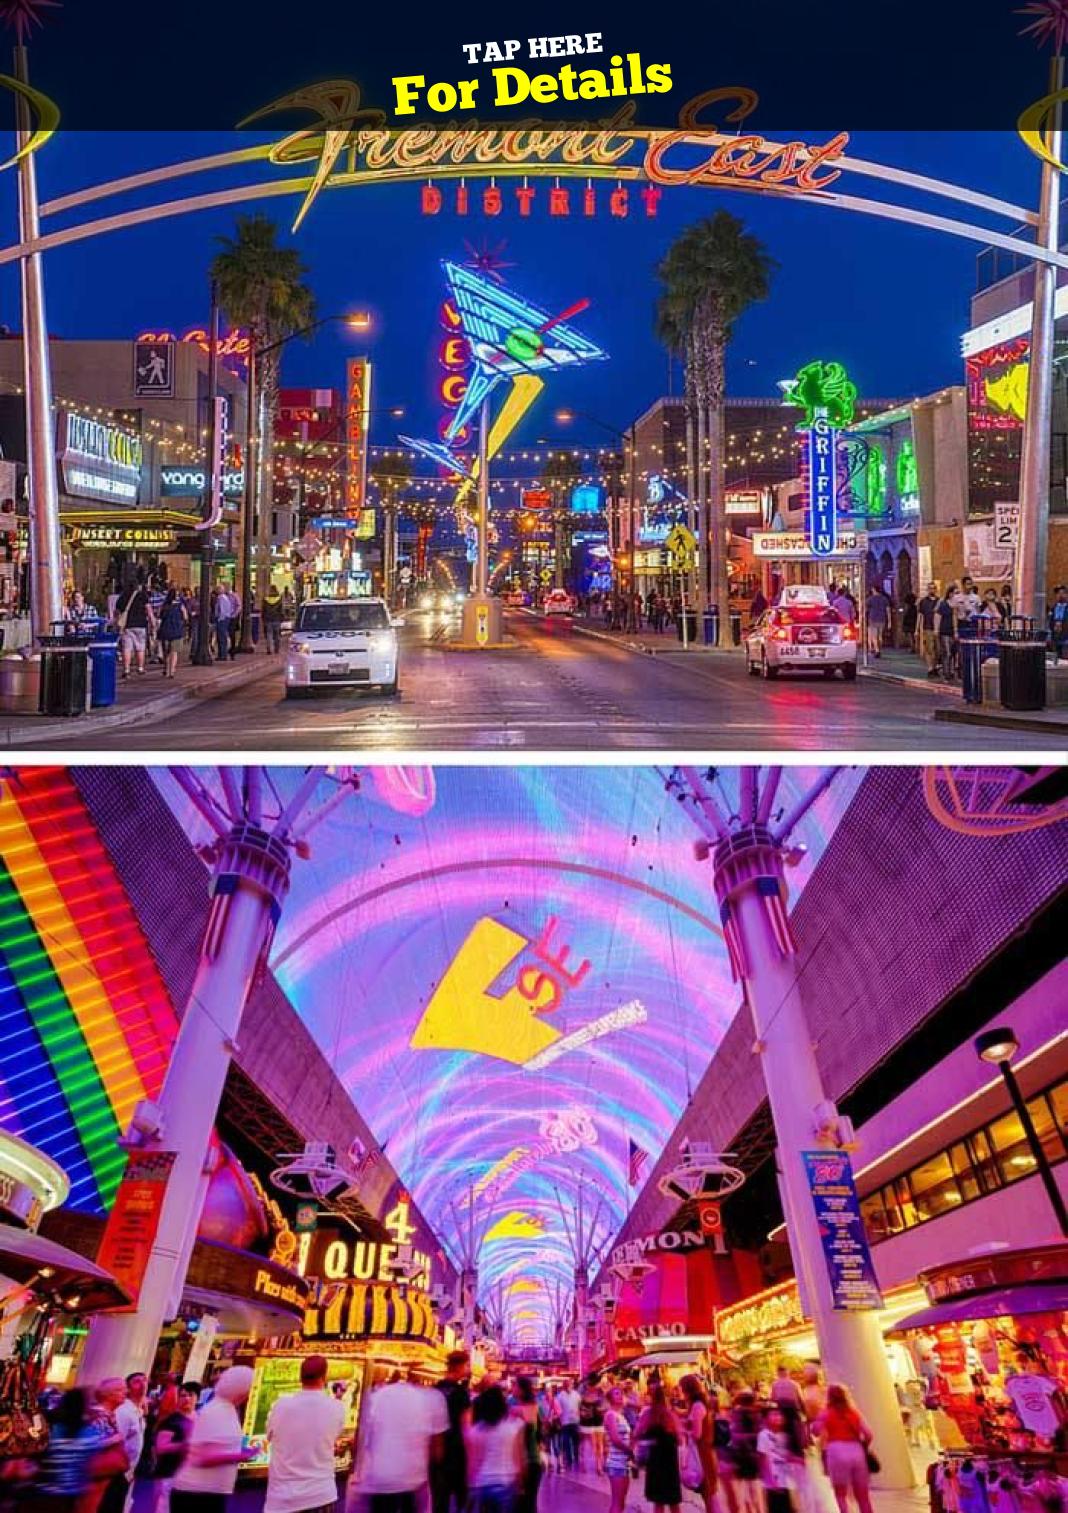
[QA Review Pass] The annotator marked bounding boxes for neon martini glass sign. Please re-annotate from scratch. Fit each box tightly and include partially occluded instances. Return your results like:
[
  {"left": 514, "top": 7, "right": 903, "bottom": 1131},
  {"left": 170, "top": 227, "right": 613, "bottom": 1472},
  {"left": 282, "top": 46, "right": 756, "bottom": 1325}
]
[
  {"left": 401, "top": 260, "right": 607, "bottom": 479},
  {"left": 782, "top": 360, "right": 857, "bottom": 557}
]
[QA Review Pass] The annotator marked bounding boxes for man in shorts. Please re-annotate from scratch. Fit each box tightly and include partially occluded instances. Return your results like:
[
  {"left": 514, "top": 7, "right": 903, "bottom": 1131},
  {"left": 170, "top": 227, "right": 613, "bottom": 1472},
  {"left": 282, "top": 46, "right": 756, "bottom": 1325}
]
[{"left": 117, "top": 580, "right": 155, "bottom": 678}]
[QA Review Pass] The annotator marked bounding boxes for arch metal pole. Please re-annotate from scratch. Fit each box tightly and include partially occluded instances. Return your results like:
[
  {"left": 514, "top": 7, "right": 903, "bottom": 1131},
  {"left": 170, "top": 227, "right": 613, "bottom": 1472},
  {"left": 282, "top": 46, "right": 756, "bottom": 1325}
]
[{"left": 14, "top": 44, "right": 62, "bottom": 641}]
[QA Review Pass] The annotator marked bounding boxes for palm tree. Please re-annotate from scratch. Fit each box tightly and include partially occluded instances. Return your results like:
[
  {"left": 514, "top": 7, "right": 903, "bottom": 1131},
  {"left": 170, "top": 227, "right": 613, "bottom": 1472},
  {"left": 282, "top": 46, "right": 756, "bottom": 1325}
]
[
  {"left": 210, "top": 214, "right": 317, "bottom": 593},
  {"left": 656, "top": 212, "right": 775, "bottom": 646}
]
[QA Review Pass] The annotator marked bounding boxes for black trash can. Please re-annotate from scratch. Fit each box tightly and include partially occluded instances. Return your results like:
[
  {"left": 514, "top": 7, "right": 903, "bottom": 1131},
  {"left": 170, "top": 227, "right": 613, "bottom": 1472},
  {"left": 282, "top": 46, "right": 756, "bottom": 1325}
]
[
  {"left": 730, "top": 611, "right": 743, "bottom": 647},
  {"left": 677, "top": 610, "right": 698, "bottom": 643},
  {"left": 38, "top": 637, "right": 90, "bottom": 716},
  {"left": 999, "top": 616, "right": 1048, "bottom": 711}
]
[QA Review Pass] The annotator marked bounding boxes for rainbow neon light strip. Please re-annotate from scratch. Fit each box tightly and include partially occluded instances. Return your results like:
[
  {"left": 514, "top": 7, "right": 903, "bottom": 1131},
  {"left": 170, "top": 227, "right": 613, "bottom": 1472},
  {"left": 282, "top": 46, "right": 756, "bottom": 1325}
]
[{"left": 0, "top": 769, "right": 178, "bottom": 1214}]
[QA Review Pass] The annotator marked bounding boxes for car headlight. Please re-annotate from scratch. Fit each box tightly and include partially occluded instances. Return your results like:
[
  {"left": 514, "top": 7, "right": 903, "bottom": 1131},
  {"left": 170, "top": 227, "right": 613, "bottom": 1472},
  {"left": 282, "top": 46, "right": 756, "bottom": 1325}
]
[
  {"left": 291, "top": 640, "right": 311, "bottom": 655},
  {"left": 368, "top": 631, "right": 395, "bottom": 654}
]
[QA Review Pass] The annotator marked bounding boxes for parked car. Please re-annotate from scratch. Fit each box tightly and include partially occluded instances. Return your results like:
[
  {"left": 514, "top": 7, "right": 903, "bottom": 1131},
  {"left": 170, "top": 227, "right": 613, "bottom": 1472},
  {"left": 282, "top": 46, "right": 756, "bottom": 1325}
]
[
  {"left": 285, "top": 597, "right": 401, "bottom": 697},
  {"left": 744, "top": 590, "right": 858, "bottom": 680}
]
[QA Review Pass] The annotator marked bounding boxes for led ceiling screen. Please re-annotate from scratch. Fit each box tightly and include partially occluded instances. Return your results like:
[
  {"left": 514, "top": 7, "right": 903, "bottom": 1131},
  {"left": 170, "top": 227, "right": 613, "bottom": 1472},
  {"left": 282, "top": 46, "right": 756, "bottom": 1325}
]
[{"left": 157, "top": 765, "right": 855, "bottom": 1338}]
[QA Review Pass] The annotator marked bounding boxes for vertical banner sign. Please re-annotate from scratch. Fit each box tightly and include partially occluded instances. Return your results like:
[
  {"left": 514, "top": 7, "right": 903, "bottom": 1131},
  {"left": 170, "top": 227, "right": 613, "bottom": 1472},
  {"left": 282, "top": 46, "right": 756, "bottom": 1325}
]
[
  {"left": 95, "top": 1151, "right": 177, "bottom": 1310},
  {"left": 346, "top": 358, "right": 373, "bottom": 521},
  {"left": 808, "top": 412, "right": 838, "bottom": 556},
  {"left": 801, "top": 1151, "right": 883, "bottom": 1310}
]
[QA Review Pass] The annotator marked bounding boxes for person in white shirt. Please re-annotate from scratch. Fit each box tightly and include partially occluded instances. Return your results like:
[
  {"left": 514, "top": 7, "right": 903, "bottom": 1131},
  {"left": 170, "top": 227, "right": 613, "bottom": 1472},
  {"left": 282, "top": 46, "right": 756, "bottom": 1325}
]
[
  {"left": 172, "top": 1365, "right": 256, "bottom": 1513},
  {"left": 356, "top": 1375, "right": 448, "bottom": 1512},
  {"left": 464, "top": 1386, "right": 524, "bottom": 1510},
  {"left": 114, "top": 1373, "right": 147, "bottom": 1513},
  {"left": 555, "top": 1380, "right": 582, "bottom": 1471},
  {"left": 265, "top": 1355, "right": 346, "bottom": 1513}
]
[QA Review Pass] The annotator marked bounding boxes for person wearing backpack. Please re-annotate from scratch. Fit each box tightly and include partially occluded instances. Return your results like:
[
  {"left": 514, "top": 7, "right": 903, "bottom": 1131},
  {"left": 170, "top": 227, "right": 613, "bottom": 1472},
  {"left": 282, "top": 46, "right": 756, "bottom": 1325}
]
[{"left": 158, "top": 590, "right": 188, "bottom": 679}]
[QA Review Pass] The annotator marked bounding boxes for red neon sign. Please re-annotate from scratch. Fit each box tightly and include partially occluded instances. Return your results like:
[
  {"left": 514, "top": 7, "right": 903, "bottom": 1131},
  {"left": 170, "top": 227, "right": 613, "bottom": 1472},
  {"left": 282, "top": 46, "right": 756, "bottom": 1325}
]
[{"left": 420, "top": 184, "right": 662, "bottom": 219}]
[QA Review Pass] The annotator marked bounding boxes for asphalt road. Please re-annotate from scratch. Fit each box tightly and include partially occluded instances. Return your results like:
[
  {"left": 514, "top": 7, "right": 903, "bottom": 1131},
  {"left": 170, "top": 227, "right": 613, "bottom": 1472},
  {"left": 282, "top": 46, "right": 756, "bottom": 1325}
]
[{"left": 47, "top": 607, "right": 1065, "bottom": 752}]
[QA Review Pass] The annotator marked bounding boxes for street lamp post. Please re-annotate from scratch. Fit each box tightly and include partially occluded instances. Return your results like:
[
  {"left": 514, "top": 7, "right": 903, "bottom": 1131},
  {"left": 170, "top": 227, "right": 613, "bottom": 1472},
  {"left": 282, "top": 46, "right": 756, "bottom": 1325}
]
[
  {"left": 192, "top": 285, "right": 220, "bottom": 666},
  {"left": 975, "top": 1028, "right": 1068, "bottom": 1237}
]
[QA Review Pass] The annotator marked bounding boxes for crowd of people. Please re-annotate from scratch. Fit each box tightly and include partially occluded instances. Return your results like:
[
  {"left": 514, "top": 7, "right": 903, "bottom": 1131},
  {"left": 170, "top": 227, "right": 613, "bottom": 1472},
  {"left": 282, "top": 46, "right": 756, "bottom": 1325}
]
[
  {"left": 4, "top": 1354, "right": 889, "bottom": 1513},
  {"left": 60, "top": 577, "right": 293, "bottom": 680}
]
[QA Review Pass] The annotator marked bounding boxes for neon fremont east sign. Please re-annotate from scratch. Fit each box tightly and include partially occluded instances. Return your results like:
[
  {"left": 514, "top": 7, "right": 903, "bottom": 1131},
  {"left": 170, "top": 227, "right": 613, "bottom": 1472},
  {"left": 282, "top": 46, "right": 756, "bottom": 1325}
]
[{"left": 1, "top": 79, "right": 1063, "bottom": 274}]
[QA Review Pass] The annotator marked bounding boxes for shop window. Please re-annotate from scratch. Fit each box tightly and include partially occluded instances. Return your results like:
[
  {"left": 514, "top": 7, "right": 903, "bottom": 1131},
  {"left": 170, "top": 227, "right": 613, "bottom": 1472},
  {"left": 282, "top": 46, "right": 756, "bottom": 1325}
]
[
  {"left": 881, "top": 1183, "right": 905, "bottom": 1236},
  {"left": 1026, "top": 1093, "right": 1065, "bottom": 1163},
  {"left": 909, "top": 1151, "right": 963, "bottom": 1220},
  {"left": 860, "top": 1190, "right": 891, "bottom": 1244},
  {"left": 968, "top": 1129, "right": 1002, "bottom": 1194},
  {"left": 989, "top": 1111, "right": 1038, "bottom": 1183},
  {"left": 895, "top": 1175, "right": 918, "bottom": 1230},
  {"left": 949, "top": 1141, "right": 982, "bottom": 1202},
  {"left": 1049, "top": 1080, "right": 1068, "bottom": 1143}
]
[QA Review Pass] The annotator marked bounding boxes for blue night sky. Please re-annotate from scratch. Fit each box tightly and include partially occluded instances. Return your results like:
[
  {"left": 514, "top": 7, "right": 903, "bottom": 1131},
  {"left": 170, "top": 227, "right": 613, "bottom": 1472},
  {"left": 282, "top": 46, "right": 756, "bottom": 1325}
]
[{"left": 0, "top": 130, "right": 1040, "bottom": 452}]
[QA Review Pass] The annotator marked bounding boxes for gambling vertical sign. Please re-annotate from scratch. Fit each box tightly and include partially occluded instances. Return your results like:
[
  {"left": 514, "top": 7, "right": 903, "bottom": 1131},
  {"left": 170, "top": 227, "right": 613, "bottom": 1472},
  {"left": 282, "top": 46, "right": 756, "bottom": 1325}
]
[
  {"left": 346, "top": 357, "right": 374, "bottom": 536},
  {"left": 807, "top": 412, "right": 838, "bottom": 557}
]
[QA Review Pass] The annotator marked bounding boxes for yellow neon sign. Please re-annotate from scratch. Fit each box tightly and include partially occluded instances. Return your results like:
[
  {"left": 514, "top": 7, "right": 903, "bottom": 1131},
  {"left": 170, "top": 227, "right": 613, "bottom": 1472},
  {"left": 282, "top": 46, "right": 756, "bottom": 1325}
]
[{"left": 0, "top": 73, "right": 59, "bottom": 173}]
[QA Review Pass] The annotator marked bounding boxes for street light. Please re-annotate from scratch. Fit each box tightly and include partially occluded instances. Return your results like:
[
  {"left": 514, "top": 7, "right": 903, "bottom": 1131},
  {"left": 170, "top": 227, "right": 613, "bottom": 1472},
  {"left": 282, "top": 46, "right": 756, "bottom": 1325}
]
[
  {"left": 974, "top": 1027, "right": 1068, "bottom": 1237},
  {"left": 237, "top": 312, "right": 375, "bottom": 652}
]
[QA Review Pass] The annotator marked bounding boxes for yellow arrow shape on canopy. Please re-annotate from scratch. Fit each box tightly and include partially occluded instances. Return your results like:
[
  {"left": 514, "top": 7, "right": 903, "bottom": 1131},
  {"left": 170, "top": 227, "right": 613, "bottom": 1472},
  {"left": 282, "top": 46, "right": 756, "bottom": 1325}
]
[
  {"left": 409, "top": 916, "right": 561, "bottom": 1064},
  {"left": 454, "top": 372, "right": 545, "bottom": 512},
  {"left": 485, "top": 1210, "right": 547, "bottom": 1242}
]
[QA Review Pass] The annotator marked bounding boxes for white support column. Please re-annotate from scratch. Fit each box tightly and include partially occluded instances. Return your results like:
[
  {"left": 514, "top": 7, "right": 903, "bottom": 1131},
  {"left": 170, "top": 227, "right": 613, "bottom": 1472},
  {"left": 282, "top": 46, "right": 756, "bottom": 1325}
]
[
  {"left": 717, "top": 830, "right": 914, "bottom": 1490},
  {"left": 79, "top": 826, "right": 291, "bottom": 1381}
]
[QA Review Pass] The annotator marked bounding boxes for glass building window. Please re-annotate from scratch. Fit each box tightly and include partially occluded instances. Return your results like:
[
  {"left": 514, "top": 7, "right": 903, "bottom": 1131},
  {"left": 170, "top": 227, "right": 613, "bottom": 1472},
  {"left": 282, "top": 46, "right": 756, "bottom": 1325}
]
[
  {"left": 859, "top": 1073, "right": 1067, "bottom": 1245},
  {"left": 909, "top": 1151, "right": 963, "bottom": 1220}
]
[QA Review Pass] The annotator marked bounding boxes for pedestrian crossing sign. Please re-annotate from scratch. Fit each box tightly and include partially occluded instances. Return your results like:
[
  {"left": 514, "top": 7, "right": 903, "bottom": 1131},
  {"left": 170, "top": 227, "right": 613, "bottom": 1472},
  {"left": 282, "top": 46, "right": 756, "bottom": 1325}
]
[{"left": 665, "top": 523, "right": 696, "bottom": 570}]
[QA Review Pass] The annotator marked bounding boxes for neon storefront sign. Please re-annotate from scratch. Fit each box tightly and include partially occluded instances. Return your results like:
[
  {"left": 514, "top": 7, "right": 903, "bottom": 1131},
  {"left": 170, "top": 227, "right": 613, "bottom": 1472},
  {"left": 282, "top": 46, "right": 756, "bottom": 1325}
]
[
  {"left": 136, "top": 327, "right": 250, "bottom": 369},
  {"left": 714, "top": 1279, "right": 805, "bottom": 1347}
]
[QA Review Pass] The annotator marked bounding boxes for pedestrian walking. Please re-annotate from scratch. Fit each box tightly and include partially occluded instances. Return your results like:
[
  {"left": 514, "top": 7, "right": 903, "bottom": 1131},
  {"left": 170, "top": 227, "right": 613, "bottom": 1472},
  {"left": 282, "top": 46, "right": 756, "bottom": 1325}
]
[
  {"left": 815, "top": 1386, "right": 876, "bottom": 1513},
  {"left": 151, "top": 1383, "right": 199, "bottom": 1513},
  {"left": 603, "top": 1388, "right": 632, "bottom": 1513},
  {"left": 726, "top": 1390, "right": 763, "bottom": 1513},
  {"left": 262, "top": 585, "right": 285, "bottom": 654},
  {"left": 679, "top": 1376, "right": 717, "bottom": 1513},
  {"left": 935, "top": 587, "right": 957, "bottom": 680},
  {"left": 170, "top": 1365, "right": 256, "bottom": 1513},
  {"left": 758, "top": 1404, "right": 802, "bottom": 1513},
  {"left": 264, "top": 1355, "right": 345, "bottom": 1513},
  {"left": 771, "top": 1367, "right": 804, "bottom": 1413},
  {"left": 916, "top": 584, "right": 940, "bottom": 675},
  {"left": 464, "top": 1385, "right": 524, "bottom": 1513},
  {"left": 431, "top": 1351, "right": 471, "bottom": 1513},
  {"left": 24, "top": 1388, "right": 105, "bottom": 1513},
  {"left": 554, "top": 1380, "right": 580, "bottom": 1471},
  {"left": 1048, "top": 585, "right": 1068, "bottom": 658},
  {"left": 89, "top": 1381, "right": 131, "bottom": 1513},
  {"left": 355, "top": 1374, "right": 448, "bottom": 1513},
  {"left": 510, "top": 1378, "right": 541, "bottom": 1513},
  {"left": 212, "top": 584, "right": 235, "bottom": 662},
  {"left": 158, "top": 590, "right": 188, "bottom": 679},
  {"left": 634, "top": 1385, "right": 682, "bottom": 1513},
  {"left": 115, "top": 1374, "right": 146, "bottom": 1513},
  {"left": 116, "top": 581, "right": 155, "bottom": 679},
  {"left": 579, "top": 1376, "right": 606, "bottom": 1474},
  {"left": 863, "top": 587, "right": 890, "bottom": 658}
]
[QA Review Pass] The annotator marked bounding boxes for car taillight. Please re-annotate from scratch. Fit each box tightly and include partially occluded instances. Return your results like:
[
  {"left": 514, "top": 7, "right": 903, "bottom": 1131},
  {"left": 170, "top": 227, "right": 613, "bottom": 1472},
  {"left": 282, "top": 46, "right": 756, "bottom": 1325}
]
[
  {"left": 772, "top": 627, "right": 790, "bottom": 641},
  {"left": 841, "top": 623, "right": 858, "bottom": 640}
]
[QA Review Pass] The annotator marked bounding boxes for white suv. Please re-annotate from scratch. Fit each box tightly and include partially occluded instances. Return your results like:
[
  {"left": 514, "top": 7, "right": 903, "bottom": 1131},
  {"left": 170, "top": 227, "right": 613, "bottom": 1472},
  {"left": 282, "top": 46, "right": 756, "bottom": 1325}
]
[{"left": 285, "top": 597, "right": 401, "bottom": 697}]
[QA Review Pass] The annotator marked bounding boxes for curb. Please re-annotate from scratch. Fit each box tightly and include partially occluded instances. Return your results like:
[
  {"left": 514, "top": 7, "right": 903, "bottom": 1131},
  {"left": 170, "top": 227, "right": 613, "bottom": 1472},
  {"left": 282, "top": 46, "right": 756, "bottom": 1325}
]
[
  {"left": 858, "top": 667, "right": 958, "bottom": 697},
  {"left": 0, "top": 656, "right": 277, "bottom": 748},
  {"left": 933, "top": 706, "right": 1068, "bottom": 737},
  {"left": 566, "top": 617, "right": 730, "bottom": 657},
  {"left": 443, "top": 638, "right": 529, "bottom": 653}
]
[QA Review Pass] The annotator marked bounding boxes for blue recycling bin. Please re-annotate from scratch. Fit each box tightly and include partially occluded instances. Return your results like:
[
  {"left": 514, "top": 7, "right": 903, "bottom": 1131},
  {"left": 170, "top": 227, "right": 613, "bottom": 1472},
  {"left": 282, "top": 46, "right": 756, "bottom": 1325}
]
[
  {"left": 88, "top": 631, "right": 120, "bottom": 708},
  {"left": 703, "top": 610, "right": 717, "bottom": 645},
  {"left": 957, "top": 622, "right": 999, "bottom": 705}
]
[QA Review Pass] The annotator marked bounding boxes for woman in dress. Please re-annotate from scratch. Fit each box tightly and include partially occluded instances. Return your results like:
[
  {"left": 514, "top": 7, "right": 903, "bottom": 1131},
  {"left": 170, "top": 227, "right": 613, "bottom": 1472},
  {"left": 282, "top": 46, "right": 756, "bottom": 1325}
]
[
  {"left": 679, "top": 1375, "right": 718, "bottom": 1513},
  {"left": 816, "top": 1385, "right": 875, "bottom": 1513},
  {"left": 603, "top": 1387, "right": 632, "bottom": 1513},
  {"left": 466, "top": 1385, "right": 525, "bottom": 1512},
  {"left": 511, "top": 1376, "right": 542, "bottom": 1513},
  {"left": 635, "top": 1384, "right": 681, "bottom": 1513}
]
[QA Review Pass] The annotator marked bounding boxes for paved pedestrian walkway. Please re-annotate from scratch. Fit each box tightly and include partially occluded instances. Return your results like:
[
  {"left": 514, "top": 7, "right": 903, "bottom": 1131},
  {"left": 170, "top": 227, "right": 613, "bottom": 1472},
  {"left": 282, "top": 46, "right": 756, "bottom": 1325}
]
[
  {"left": 538, "top": 1464, "right": 930, "bottom": 1513},
  {"left": 0, "top": 647, "right": 279, "bottom": 747}
]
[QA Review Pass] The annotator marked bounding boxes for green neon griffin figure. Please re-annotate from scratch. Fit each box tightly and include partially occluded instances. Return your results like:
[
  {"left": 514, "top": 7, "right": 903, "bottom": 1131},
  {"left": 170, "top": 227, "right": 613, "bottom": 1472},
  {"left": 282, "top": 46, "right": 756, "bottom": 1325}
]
[{"left": 782, "top": 360, "right": 858, "bottom": 429}]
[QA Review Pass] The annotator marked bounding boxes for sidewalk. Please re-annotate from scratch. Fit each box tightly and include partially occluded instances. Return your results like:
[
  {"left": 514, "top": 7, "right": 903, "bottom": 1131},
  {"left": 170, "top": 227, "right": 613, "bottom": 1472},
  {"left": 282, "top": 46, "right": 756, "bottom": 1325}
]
[
  {"left": 0, "top": 649, "right": 279, "bottom": 748},
  {"left": 569, "top": 612, "right": 732, "bottom": 657},
  {"left": 556, "top": 1463, "right": 930, "bottom": 1513}
]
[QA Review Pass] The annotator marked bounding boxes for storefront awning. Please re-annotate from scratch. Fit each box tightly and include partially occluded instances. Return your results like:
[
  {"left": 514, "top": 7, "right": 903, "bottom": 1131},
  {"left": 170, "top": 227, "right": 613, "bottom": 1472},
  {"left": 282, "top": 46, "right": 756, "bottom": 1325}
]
[
  {"left": 885, "top": 1281, "right": 1068, "bottom": 1336},
  {"left": 0, "top": 1220, "right": 131, "bottom": 1312}
]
